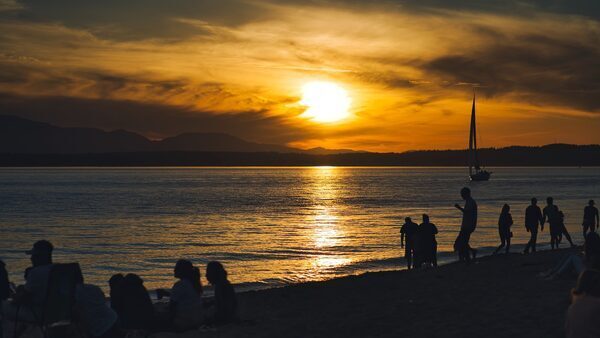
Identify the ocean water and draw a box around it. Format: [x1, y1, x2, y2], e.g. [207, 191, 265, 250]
[0, 167, 598, 292]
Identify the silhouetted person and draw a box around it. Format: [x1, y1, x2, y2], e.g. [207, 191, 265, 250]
[205, 261, 238, 326]
[494, 204, 514, 254]
[544, 197, 563, 249]
[454, 187, 478, 263]
[416, 214, 438, 268]
[74, 270, 123, 338]
[108, 274, 125, 320]
[558, 210, 576, 248]
[0, 260, 9, 302]
[400, 217, 419, 269]
[566, 269, 600, 338]
[118, 274, 155, 331]
[583, 200, 599, 237]
[540, 232, 600, 280]
[2, 240, 54, 324]
[524, 197, 544, 254]
[168, 259, 204, 332]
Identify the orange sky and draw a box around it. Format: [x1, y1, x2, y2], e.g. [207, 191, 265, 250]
[0, 1, 599, 152]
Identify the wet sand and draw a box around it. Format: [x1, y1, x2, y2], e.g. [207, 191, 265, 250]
[153, 248, 577, 338]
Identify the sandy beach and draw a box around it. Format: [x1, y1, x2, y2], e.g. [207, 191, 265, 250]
[152, 248, 578, 338]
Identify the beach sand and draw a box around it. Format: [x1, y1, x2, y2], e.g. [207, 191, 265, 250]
[153, 248, 577, 338]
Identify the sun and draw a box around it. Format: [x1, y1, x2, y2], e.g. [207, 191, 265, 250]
[300, 81, 351, 123]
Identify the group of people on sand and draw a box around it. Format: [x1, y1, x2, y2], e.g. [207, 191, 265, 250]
[0, 240, 238, 338]
[401, 187, 599, 269]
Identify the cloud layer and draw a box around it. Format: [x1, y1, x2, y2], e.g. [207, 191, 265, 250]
[0, 0, 599, 151]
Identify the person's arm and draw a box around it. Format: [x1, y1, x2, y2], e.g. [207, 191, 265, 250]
[432, 225, 438, 235]
[596, 208, 599, 227]
[454, 204, 464, 212]
[508, 214, 513, 227]
[400, 226, 405, 248]
[539, 209, 544, 231]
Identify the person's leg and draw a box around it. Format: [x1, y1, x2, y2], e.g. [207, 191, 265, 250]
[562, 227, 575, 246]
[432, 242, 438, 267]
[494, 234, 505, 255]
[405, 245, 412, 270]
[506, 234, 511, 254]
[583, 223, 589, 238]
[531, 227, 538, 252]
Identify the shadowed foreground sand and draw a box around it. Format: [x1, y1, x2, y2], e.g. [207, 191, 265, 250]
[153, 248, 577, 338]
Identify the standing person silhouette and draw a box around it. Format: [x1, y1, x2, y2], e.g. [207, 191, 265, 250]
[544, 197, 575, 249]
[494, 204, 513, 254]
[418, 214, 438, 268]
[583, 200, 599, 237]
[454, 187, 478, 263]
[400, 217, 419, 269]
[524, 198, 544, 254]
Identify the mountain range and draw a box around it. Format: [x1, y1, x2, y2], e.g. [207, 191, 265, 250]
[1, 115, 599, 166]
[0, 115, 356, 154]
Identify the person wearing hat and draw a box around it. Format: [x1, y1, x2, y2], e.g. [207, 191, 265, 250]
[2, 240, 55, 327]
[582, 200, 599, 238]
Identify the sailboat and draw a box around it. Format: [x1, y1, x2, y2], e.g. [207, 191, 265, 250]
[468, 92, 491, 181]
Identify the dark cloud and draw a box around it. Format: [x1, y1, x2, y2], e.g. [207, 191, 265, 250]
[420, 33, 600, 111]
[0, 92, 314, 144]
[9, 0, 269, 41]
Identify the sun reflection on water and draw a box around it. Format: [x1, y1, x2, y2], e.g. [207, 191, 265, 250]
[306, 167, 351, 272]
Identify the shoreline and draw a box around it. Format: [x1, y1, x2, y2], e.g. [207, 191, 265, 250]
[155, 248, 578, 337]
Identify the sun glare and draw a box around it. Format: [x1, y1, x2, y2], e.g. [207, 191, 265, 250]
[300, 81, 351, 123]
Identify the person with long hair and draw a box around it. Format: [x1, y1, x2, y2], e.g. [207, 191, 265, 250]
[494, 204, 514, 254]
[169, 259, 204, 331]
[205, 261, 238, 326]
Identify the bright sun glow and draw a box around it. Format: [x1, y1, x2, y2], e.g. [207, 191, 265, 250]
[300, 81, 351, 123]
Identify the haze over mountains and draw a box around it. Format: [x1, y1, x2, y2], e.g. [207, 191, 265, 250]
[1, 115, 599, 166]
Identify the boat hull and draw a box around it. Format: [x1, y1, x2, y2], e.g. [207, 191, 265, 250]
[470, 170, 492, 181]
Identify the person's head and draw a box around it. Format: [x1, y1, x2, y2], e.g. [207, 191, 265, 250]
[123, 273, 146, 293]
[531, 197, 537, 205]
[422, 214, 429, 224]
[502, 204, 510, 214]
[404, 217, 411, 223]
[109, 273, 125, 291]
[460, 187, 471, 200]
[206, 261, 228, 285]
[546, 197, 553, 205]
[174, 259, 194, 280]
[584, 232, 600, 262]
[26, 240, 53, 267]
[590, 200, 595, 207]
[572, 270, 600, 298]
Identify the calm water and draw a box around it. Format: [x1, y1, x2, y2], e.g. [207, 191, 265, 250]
[0, 167, 598, 292]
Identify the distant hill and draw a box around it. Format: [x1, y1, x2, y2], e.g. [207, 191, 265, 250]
[0, 115, 598, 166]
[0, 115, 312, 154]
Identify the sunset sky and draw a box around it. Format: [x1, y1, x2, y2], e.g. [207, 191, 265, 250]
[1, 0, 599, 152]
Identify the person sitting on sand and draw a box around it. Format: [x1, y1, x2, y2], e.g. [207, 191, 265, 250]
[540, 232, 600, 280]
[565, 269, 600, 338]
[582, 200, 599, 237]
[400, 217, 419, 270]
[416, 214, 438, 268]
[108, 274, 125, 321]
[117, 274, 155, 331]
[2, 240, 54, 327]
[157, 259, 204, 332]
[205, 261, 238, 326]
[524, 198, 544, 254]
[454, 187, 478, 263]
[74, 269, 123, 338]
[494, 204, 514, 255]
